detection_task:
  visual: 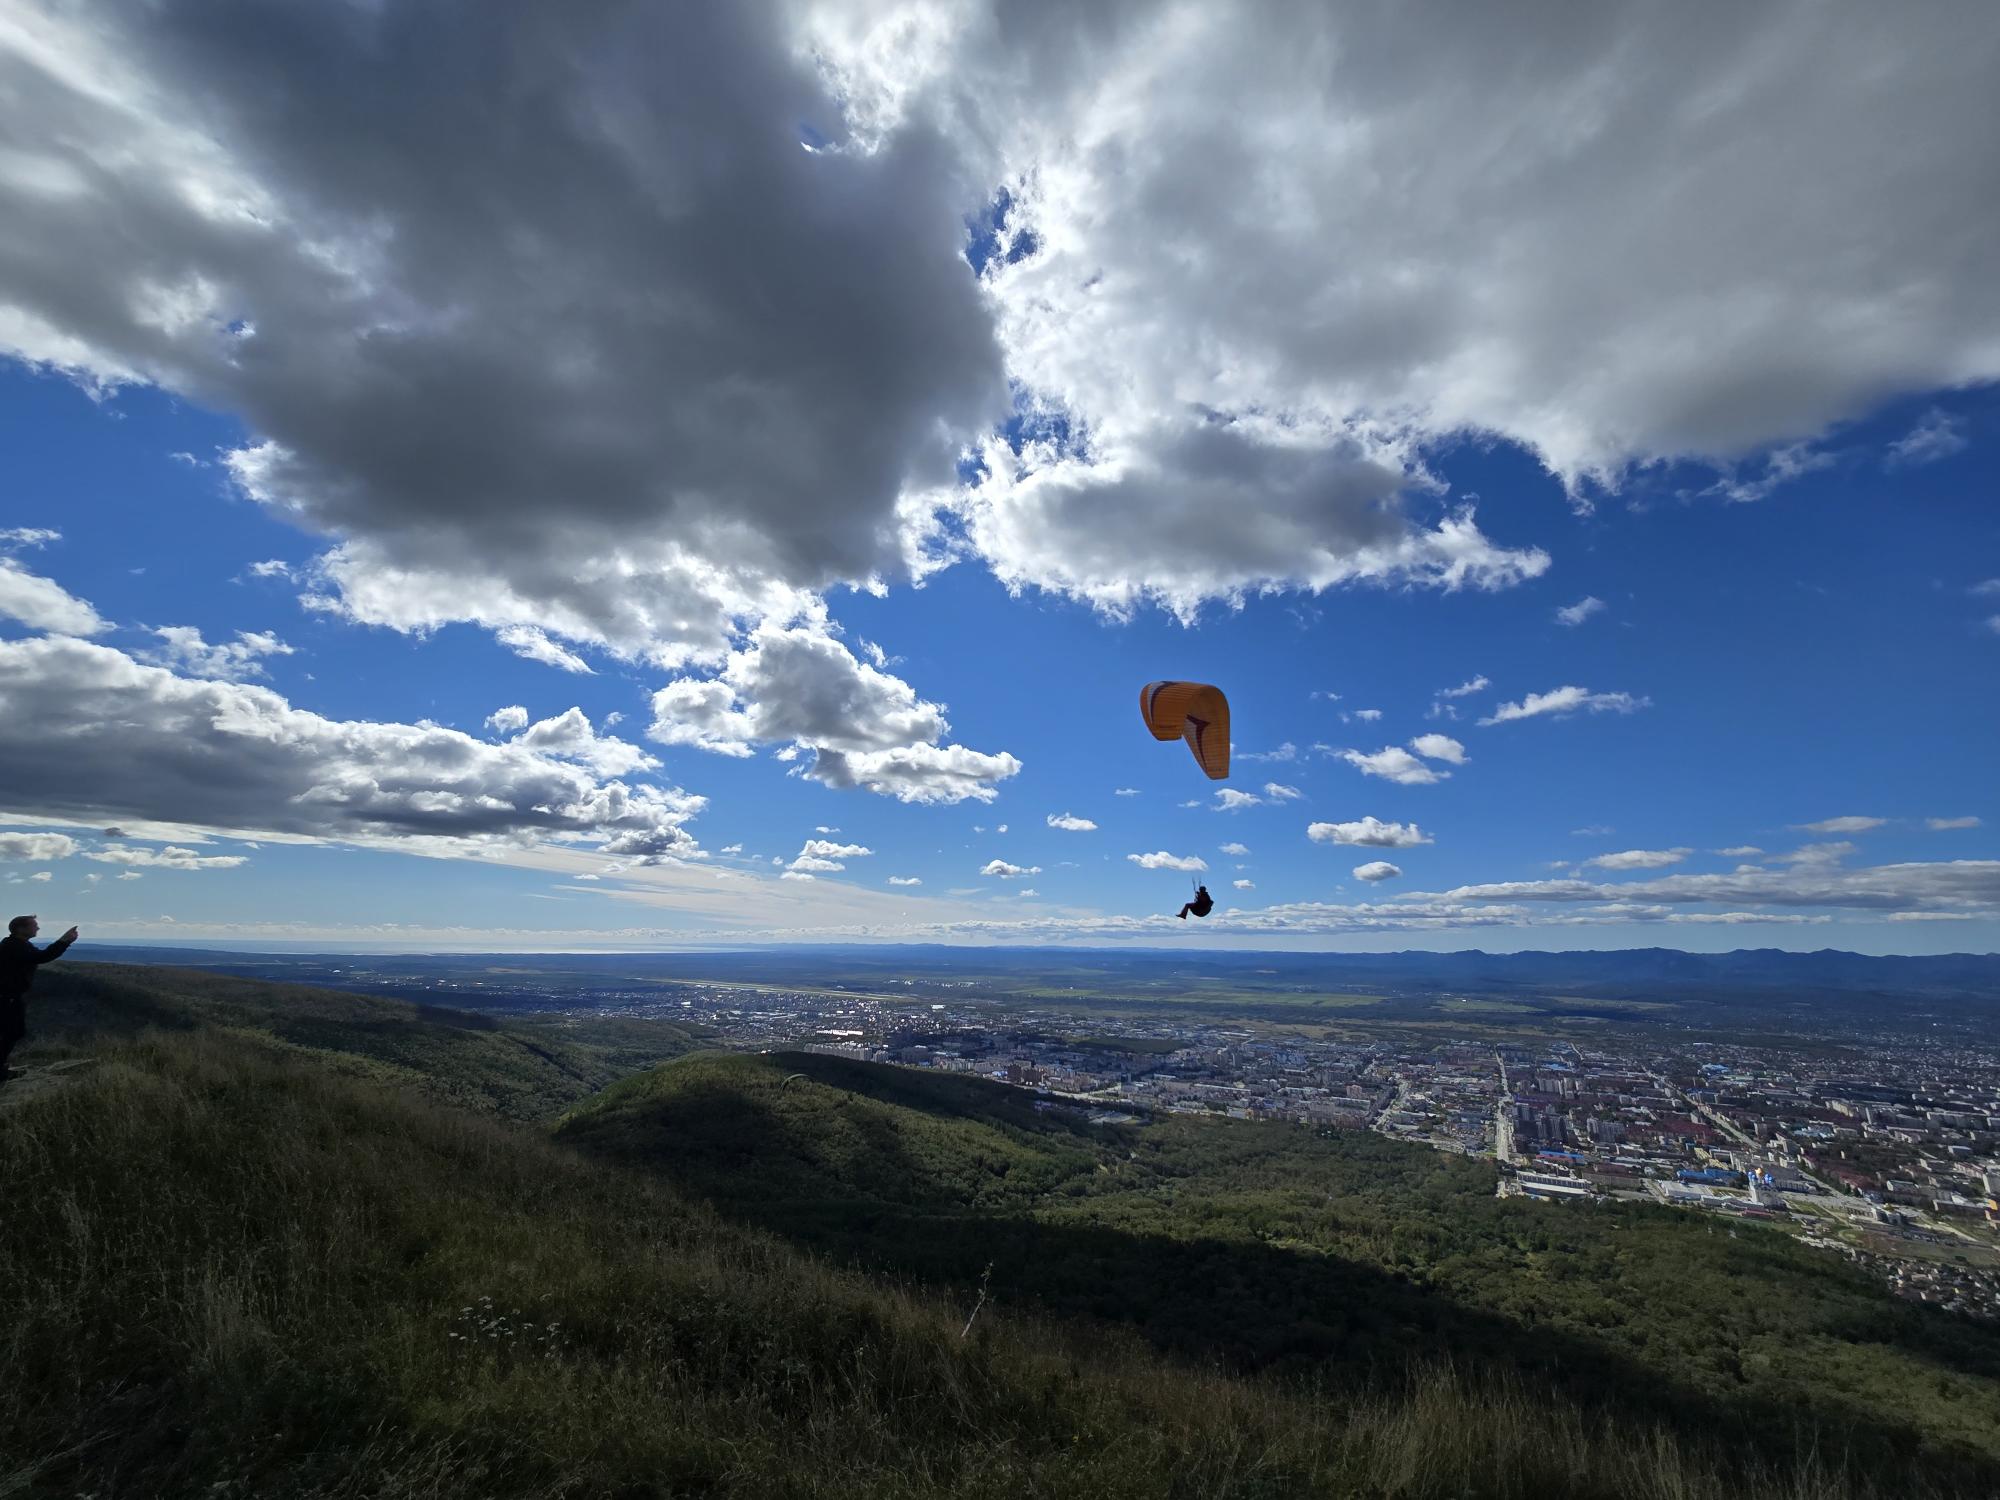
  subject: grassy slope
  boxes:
[0,973,1989,1497]
[18,960,702,1121]
[562,1050,2000,1490]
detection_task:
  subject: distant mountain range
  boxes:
[87,941,2000,999]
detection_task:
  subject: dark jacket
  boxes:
[0,932,72,1000]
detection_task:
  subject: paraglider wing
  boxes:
[1139,681,1230,780]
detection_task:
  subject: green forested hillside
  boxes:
[563,1050,2000,1483]
[1,972,1994,1497]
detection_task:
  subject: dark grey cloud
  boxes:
[0,635,704,859]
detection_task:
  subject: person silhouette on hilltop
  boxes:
[1,914,77,1085]
[1176,885,1214,921]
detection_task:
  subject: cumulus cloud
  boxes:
[1046,812,1097,831]
[1262,783,1302,801]
[811,744,1022,805]
[511,708,659,778]
[1478,686,1648,726]
[485,706,530,735]
[1341,708,1384,724]
[1126,851,1207,872]
[1219,842,1250,856]
[0,833,80,863]
[787,838,872,876]
[1796,815,1886,834]
[1308,817,1433,848]
[0,635,706,862]
[1555,596,1606,627]
[649,622,1016,801]
[1408,734,1466,765]
[1583,848,1692,871]
[980,859,1040,879]
[0,560,108,637]
[1715,845,1765,857]
[1338,747,1448,785]
[1353,861,1402,882]
[1886,409,1968,467]
[1214,788,1263,811]
[145,626,293,682]
[888,875,922,886]
[1927,816,1981,831]
[0,528,60,552]
[1232,878,1255,890]
[1241,742,1299,762]
[1113,787,1140,797]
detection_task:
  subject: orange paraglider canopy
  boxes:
[1139,681,1230,780]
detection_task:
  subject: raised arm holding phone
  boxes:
[0,915,78,1085]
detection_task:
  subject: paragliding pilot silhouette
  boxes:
[1177,883,1214,921]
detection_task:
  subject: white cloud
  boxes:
[1240,742,1299,762]
[1353,861,1402,883]
[28,870,50,882]
[84,845,247,871]
[1219,842,1250,856]
[1420,851,2000,917]
[1126,851,1207,872]
[0,560,108,636]
[787,838,872,876]
[0,0,1994,701]
[1554,596,1606,627]
[1016,888,1038,898]
[719,844,743,855]
[1583,848,1692,871]
[1232,878,1255,890]
[1308,817,1432,848]
[0,833,80,862]
[1436,676,1489,700]
[145,626,293,682]
[1341,708,1383,724]
[1262,782,1302,801]
[1113,787,1140,796]
[1970,579,2000,597]
[1714,845,1764,857]
[1338,747,1448,785]
[981,859,1040,878]
[1214,788,1264,811]
[1710,441,1834,504]
[1886,409,1968,467]
[649,622,1016,802]
[1795,815,1886,834]
[0,635,706,862]
[0,529,60,552]
[1408,734,1466,765]
[1927,816,1981,831]
[496,626,595,675]
[888,875,922,886]
[485,706,530,735]
[513,708,659,778]
[1478,686,1648,725]
[248,559,295,580]
[811,743,1022,805]
[1046,812,1097,831]
[1987,615,2000,636]
[1571,825,1616,837]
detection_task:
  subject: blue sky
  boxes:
[0,2,1995,953]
